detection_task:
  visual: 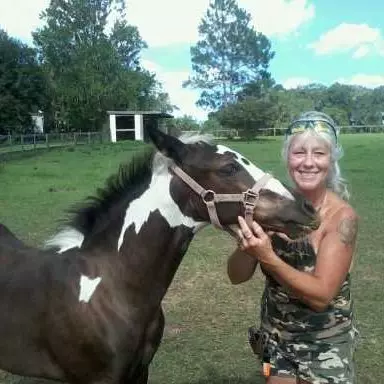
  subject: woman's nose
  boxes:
[303,153,314,166]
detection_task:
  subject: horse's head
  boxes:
[148,128,319,239]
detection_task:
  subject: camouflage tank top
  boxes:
[260,235,353,341]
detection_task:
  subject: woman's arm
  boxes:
[237,210,358,312]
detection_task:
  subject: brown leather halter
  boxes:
[169,164,272,230]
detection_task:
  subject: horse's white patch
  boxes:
[118,171,203,250]
[216,145,294,200]
[45,227,84,254]
[79,275,101,303]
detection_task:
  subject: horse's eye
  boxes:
[219,163,241,176]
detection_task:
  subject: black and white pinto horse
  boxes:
[0,127,319,384]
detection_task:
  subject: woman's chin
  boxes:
[295,180,322,191]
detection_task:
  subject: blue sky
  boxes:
[1,0,383,120]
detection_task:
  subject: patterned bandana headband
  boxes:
[286,118,338,143]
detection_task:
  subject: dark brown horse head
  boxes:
[148,128,320,239]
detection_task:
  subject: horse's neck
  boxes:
[48,170,205,301]
[118,224,195,299]
[112,170,204,298]
[117,170,201,250]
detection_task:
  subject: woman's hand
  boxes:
[237,216,276,264]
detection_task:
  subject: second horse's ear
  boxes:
[147,127,187,165]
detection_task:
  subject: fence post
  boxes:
[21,134,24,151]
[33,134,36,149]
[46,133,49,148]
[88,131,91,145]
[74,132,77,145]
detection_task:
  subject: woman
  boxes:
[228,111,359,384]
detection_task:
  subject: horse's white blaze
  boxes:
[79,275,101,303]
[45,227,84,254]
[118,171,203,250]
[216,145,294,200]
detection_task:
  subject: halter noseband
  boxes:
[169,164,272,230]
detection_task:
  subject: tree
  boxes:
[237,71,276,100]
[110,20,147,70]
[354,86,384,125]
[202,116,223,134]
[0,29,48,134]
[166,115,201,136]
[184,0,274,110]
[33,0,159,132]
[215,95,280,140]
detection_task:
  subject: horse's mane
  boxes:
[68,148,156,238]
[47,133,213,250]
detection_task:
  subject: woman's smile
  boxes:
[288,134,331,192]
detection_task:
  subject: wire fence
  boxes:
[0,132,104,154]
[183,125,384,139]
[1,125,383,155]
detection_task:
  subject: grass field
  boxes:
[0,134,383,384]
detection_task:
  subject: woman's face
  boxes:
[287,134,331,193]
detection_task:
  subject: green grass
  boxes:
[0,134,383,383]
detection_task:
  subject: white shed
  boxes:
[107,111,173,142]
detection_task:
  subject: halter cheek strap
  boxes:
[169,164,272,230]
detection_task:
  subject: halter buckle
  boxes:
[201,190,216,204]
[243,190,259,208]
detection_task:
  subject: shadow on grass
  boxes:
[171,367,264,384]
[180,377,263,384]
[0,371,54,384]
[1,371,264,384]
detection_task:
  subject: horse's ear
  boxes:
[147,127,187,164]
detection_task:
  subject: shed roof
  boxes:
[107,110,173,118]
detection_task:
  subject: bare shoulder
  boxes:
[326,193,359,246]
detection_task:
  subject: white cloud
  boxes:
[282,77,313,89]
[142,60,208,121]
[244,0,315,37]
[336,74,384,88]
[309,23,384,58]
[0,0,315,47]
[127,0,207,47]
[128,0,314,47]
[352,45,370,59]
[0,0,49,42]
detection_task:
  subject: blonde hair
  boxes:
[282,113,350,200]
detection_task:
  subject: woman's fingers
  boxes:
[237,217,274,263]
[237,216,254,239]
[251,220,265,238]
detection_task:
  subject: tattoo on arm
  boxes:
[338,217,358,245]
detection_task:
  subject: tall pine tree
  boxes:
[184,0,274,110]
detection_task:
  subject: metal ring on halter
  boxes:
[201,190,216,204]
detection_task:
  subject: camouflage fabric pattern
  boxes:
[265,328,358,383]
[258,235,357,382]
